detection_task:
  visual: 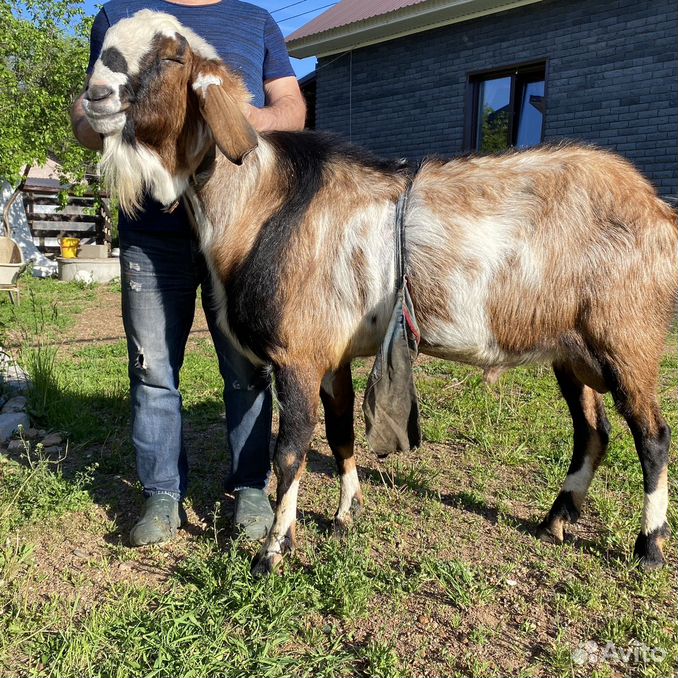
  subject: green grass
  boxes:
[0,279,676,677]
[0,444,93,538]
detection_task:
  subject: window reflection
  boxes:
[477,76,511,153]
[469,65,546,152]
[516,80,544,148]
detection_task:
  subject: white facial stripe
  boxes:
[90,64,128,90]
[101,9,217,77]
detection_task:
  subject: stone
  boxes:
[0,364,31,395]
[73,548,89,559]
[25,428,39,440]
[6,439,27,453]
[0,412,31,443]
[40,433,63,447]
[43,446,63,456]
[1,396,27,414]
[73,270,95,285]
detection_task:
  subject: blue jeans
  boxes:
[120,228,272,501]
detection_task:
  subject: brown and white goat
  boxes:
[84,10,677,574]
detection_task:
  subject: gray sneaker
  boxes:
[129,494,184,546]
[233,488,274,540]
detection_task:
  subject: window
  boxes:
[465,63,546,153]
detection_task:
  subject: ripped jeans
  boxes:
[120,228,272,501]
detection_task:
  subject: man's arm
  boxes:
[245,76,306,132]
[71,93,104,151]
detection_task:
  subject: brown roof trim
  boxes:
[287,0,543,58]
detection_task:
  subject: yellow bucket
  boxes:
[60,237,80,259]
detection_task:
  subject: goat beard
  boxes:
[100,135,188,217]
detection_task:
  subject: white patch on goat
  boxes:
[101,135,188,215]
[342,202,398,357]
[408,196,549,367]
[192,74,223,96]
[642,471,668,534]
[407,201,512,364]
[563,457,594,502]
[262,479,299,557]
[336,468,361,522]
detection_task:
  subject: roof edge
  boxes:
[287,0,543,58]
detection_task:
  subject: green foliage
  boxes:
[0,0,96,184]
[478,105,510,153]
[22,539,405,677]
[421,557,494,610]
[0,442,93,537]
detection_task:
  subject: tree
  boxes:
[479,105,510,154]
[0,0,96,186]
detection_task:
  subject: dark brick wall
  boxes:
[314,0,677,195]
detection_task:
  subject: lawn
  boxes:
[0,276,676,677]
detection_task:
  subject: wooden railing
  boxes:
[22,179,112,255]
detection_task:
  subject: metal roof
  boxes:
[286,0,543,58]
[286,0,428,42]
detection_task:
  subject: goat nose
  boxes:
[86,84,114,101]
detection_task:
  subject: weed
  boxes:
[0,536,35,585]
[421,557,494,609]
[0,443,92,535]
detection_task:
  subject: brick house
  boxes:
[287,0,677,197]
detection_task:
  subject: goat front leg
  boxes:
[252,366,320,576]
[320,363,363,535]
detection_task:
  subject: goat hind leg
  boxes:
[253,366,319,576]
[611,383,670,569]
[320,363,363,535]
[538,363,611,544]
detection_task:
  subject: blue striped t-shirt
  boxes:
[87,0,296,231]
[88,0,295,108]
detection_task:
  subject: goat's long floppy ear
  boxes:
[193,73,258,164]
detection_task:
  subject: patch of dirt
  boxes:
[60,287,212,351]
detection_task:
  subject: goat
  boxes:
[83,10,677,574]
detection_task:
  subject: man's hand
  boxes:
[245,76,306,132]
[71,93,104,152]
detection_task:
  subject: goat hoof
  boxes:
[536,518,564,545]
[634,526,669,571]
[252,551,283,577]
[332,515,352,538]
[332,496,364,538]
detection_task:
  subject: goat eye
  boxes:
[162,56,185,65]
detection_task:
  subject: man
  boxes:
[71,0,306,545]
